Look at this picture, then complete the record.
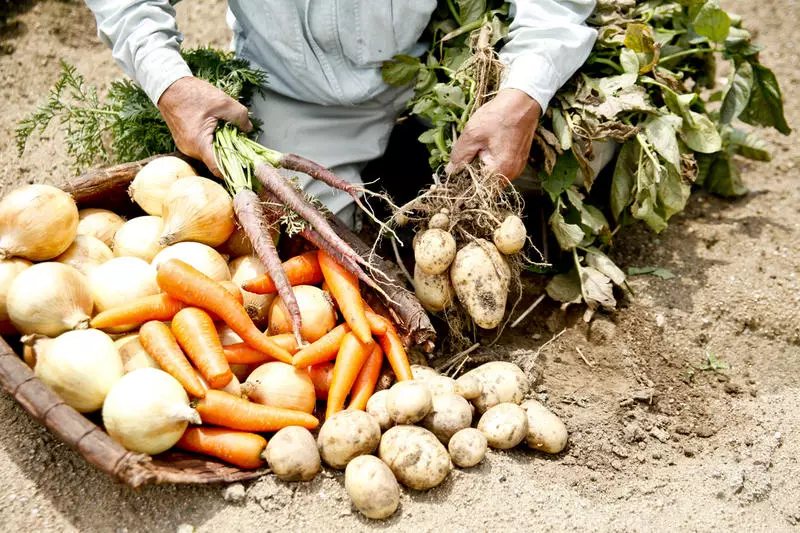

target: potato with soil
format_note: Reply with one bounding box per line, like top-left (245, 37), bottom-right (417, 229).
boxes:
top-left (317, 410), bottom-right (381, 469)
top-left (414, 264), bottom-right (454, 313)
top-left (414, 228), bottom-right (456, 275)
top-left (345, 455), bottom-right (400, 519)
top-left (493, 215), bottom-right (526, 255)
top-left (410, 364), bottom-right (440, 382)
top-left (386, 380), bottom-right (433, 424)
top-left (454, 373), bottom-right (482, 400)
top-left (379, 425), bottom-right (452, 490)
top-left (520, 399), bottom-right (569, 454)
top-left (450, 240), bottom-right (510, 329)
top-left (421, 393), bottom-right (473, 444)
top-left (366, 389), bottom-right (393, 432)
top-left (426, 375), bottom-right (457, 397)
top-left (265, 426), bottom-right (321, 481)
top-left (464, 361), bottom-right (529, 413)
top-left (448, 428), bottom-right (487, 468)
top-left (477, 403), bottom-right (528, 449)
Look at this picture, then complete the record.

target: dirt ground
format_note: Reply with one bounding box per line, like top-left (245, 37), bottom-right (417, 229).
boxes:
top-left (1, 1), bottom-right (798, 531)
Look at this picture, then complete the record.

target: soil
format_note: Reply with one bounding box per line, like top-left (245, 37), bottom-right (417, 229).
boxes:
top-left (1, 1), bottom-right (799, 532)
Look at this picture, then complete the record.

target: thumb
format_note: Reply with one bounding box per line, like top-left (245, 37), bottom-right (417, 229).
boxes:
top-left (447, 132), bottom-right (483, 175)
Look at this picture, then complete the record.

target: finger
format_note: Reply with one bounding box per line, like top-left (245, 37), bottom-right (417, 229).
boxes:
top-left (225, 101), bottom-right (254, 133)
top-left (198, 140), bottom-right (221, 178)
top-left (448, 136), bottom-right (482, 174)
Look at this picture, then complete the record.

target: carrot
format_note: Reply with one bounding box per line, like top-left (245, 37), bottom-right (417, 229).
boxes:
top-left (365, 309), bottom-right (389, 336)
top-left (348, 343), bottom-right (384, 411)
top-left (242, 251), bottom-right (323, 294)
top-left (139, 321), bottom-right (206, 398)
top-left (156, 259), bottom-right (293, 364)
top-left (378, 326), bottom-right (413, 382)
top-left (176, 427), bottom-right (267, 469)
top-left (172, 307), bottom-right (233, 389)
top-left (195, 389), bottom-right (319, 431)
top-left (325, 332), bottom-right (372, 418)
top-left (307, 362), bottom-right (335, 400)
top-left (317, 250), bottom-right (371, 344)
top-left (89, 284), bottom-right (243, 330)
top-left (291, 323), bottom-right (349, 368)
top-left (223, 333), bottom-right (298, 364)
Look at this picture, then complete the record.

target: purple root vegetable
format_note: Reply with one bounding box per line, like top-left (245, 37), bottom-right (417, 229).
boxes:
top-left (232, 188), bottom-right (304, 346)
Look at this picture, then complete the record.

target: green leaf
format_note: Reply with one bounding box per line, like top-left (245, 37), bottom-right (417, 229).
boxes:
top-left (551, 109), bottom-right (572, 150)
top-left (723, 127), bottom-right (772, 162)
top-left (627, 266), bottom-right (676, 279)
top-left (418, 129), bottom-right (437, 144)
top-left (620, 48), bottom-right (640, 75)
top-left (720, 60), bottom-right (753, 124)
top-left (644, 115), bottom-right (681, 171)
top-left (740, 63), bottom-right (792, 135)
top-left (546, 269), bottom-right (582, 304)
top-left (681, 111), bottom-right (722, 153)
top-left (457, 0), bottom-right (486, 25)
top-left (658, 167), bottom-right (691, 218)
top-left (610, 141), bottom-right (638, 220)
top-left (567, 189), bottom-right (609, 234)
top-left (434, 85), bottom-right (466, 109)
top-left (692, 1), bottom-right (731, 43)
top-left (381, 55), bottom-right (421, 86)
top-left (586, 247), bottom-right (626, 286)
top-left (549, 209), bottom-right (585, 251)
top-left (542, 150), bottom-right (579, 200)
top-left (488, 15), bottom-right (509, 45)
top-left (695, 151), bottom-right (748, 196)
top-left (631, 162), bottom-right (668, 232)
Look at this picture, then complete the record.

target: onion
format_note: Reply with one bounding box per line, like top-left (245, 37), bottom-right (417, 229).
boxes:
top-left (269, 285), bottom-right (336, 342)
top-left (159, 177), bottom-right (235, 247)
top-left (114, 334), bottom-right (160, 373)
top-left (88, 258), bottom-right (159, 332)
top-left (128, 156), bottom-right (196, 216)
top-left (0, 184), bottom-right (78, 261)
top-left (152, 242), bottom-right (231, 282)
top-left (77, 208), bottom-right (125, 248)
top-left (102, 368), bottom-right (200, 454)
top-left (54, 235), bottom-right (113, 276)
top-left (217, 324), bottom-right (243, 345)
top-left (242, 361), bottom-right (316, 413)
top-left (194, 367), bottom-right (243, 397)
top-left (113, 216), bottom-right (165, 262)
top-left (32, 329), bottom-right (124, 412)
top-left (0, 257), bottom-right (31, 322)
top-left (7, 262), bottom-right (93, 336)
top-left (216, 226), bottom-right (255, 257)
top-left (229, 255), bottom-right (274, 327)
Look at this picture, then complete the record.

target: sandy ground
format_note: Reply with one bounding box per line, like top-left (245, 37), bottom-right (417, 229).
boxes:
top-left (0, 1), bottom-right (799, 532)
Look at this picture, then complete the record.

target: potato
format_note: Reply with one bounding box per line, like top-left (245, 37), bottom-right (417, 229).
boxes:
top-left (477, 403), bottom-right (528, 449)
top-left (386, 380), bottom-right (433, 424)
top-left (426, 375), bottom-right (457, 397)
top-left (414, 229), bottom-right (456, 275)
top-left (345, 455), bottom-right (400, 519)
top-left (379, 425), bottom-right (452, 490)
top-left (464, 361), bottom-right (529, 413)
top-left (265, 426), bottom-right (321, 481)
top-left (366, 389), bottom-right (393, 432)
top-left (492, 215), bottom-right (526, 255)
top-left (450, 240), bottom-right (510, 329)
top-left (421, 393), bottom-right (472, 444)
top-left (411, 364), bottom-right (440, 382)
top-left (428, 212), bottom-right (450, 231)
top-left (520, 399), bottom-right (569, 454)
top-left (414, 264), bottom-right (454, 313)
top-left (317, 410), bottom-right (381, 469)
top-left (454, 373), bottom-right (482, 400)
top-left (448, 428), bottom-right (487, 468)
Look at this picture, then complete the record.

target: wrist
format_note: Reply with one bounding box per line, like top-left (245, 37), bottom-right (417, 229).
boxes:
top-left (157, 76), bottom-right (196, 111)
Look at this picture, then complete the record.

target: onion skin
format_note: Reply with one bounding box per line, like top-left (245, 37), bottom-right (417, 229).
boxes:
top-left (77, 208), bottom-right (125, 248)
top-left (152, 242), bottom-right (231, 282)
top-left (0, 257), bottom-right (32, 322)
top-left (128, 156), bottom-right (196, 216)
top-left (242, 361), bottom-right (316, 413)
top-left (229, 255), bottom-right (274, 327)
top-left (159, 176), bottom-right (235, 247)
top-left (0, 184), bottom-right (78, 261)
top-left (268, 285), bottom-right (336, 342)
top-left (88, 257), bottom-right (159, 333)
top-left (54, 235), bottom-right (113, 277)
top-left (113, 216), bottom-right (165, 262)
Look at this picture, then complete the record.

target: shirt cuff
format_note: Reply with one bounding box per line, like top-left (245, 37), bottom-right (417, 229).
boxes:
top-left (136, 46), bottom-right (193, 105)
top-left (499, 52), bottom-right (560, 113)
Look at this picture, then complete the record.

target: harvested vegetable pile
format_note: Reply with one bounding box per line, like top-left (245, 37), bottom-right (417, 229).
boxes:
top-left (381, 0), bottom-right (790, 327)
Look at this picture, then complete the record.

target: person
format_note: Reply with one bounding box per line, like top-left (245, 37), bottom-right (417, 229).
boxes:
top-left (85, 1), bottom-right (596, 227)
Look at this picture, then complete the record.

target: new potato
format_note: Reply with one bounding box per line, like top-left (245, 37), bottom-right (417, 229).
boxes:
top-left (520, 399), bottom-right (569, 453)
top-left (448, 428), bottom-right (487, 468)
top-left (317, 410), bottom-right (381, 469)
top-left (477, 402), bottom-right (528, 449)
top-left (379, 426), bottom-right (452, 490)
top-left (386, 380), bottom-right (433, 424)
top-left (421, 393), bottom-right (473, 444)
top-left (463, 361), bottom-right (530, 413)
top-left (366, 389), bottom-right (393, 432)
top-left (449, 240), bottom-right (510, 329)
top-left (266, 426), bottom-right (321, 481)
top-left (345, 455), bottom-right (400, 519)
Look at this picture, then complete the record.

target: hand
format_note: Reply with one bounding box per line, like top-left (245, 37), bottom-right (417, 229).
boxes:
top-left (158, 76), bottom-right (253, 177)
top-left (446, 88), bottom-right (541, 182)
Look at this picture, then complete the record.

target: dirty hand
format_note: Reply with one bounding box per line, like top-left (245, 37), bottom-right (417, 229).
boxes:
top-left (157, 76), bottom-right (253, 177)
top-left (446, 88), bottom-right (541, 183)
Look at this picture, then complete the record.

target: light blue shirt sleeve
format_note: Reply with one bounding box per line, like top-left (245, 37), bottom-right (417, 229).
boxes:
top-left (84, 0), bottom-right (192, 104)
top-left (499, 0), bottom-right (597, 112)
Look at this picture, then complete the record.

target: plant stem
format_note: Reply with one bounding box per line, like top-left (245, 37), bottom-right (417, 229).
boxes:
top-left (658, 47), bottom-right (714, 64)
top-left (586, 56), bottom-right (624, 73)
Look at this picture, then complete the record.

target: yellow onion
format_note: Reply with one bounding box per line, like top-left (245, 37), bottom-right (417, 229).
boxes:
top-left (77, 208), bottom-right (125, 248)
top-left (269, 285), bottom-right (336, 342)
top-left (152, 242), bottom-right (231, 282)
top-left (88, 258), bottom-right (159, 333)
top-left (113, 216), bottom-right (165, 262)
top-left (159, 176), bottom-right (235, 247)
top-left (54, 234), bottom-right (113, 276)
top-left (0, 184), bottom-right (78, 261)
top-left (194, 367), bottom-right (243, 397)
top-left (128, 156), bottom-right (196, 216)
top-left (242, 361), bottom-right (316, 413)
top-left (229, 255), bottom-right (274, 327)
top-left (0, 257), bottom-right (32, 322)
top-left (7, 262), bottom-right (93, 336)
top-left (216, 226), bottom-right (255, 257)
top-left (114, 334), bottom-right (161, 373)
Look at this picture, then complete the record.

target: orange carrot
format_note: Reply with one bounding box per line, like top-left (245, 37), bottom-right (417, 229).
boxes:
top-left (348, 343), bottom-right (384, 411)
top-left (378, 326), bottom-right (413, 382)
top-left (365, 309), bottom-right (389, 336)
top-left (307, 362), bottom-right (335, 400)
top-left (176, 427), bottom-right (267, 469)
top-left (223, 333), bottom-right (299, 364)
top-left (292, 323), bottom-right (349, 368)
top-left (195, 390), bottom-right (319, 431)
top-left (326, 332), bottom-right (372, 418)
top-left (156, 259), bottom-right (293, 364)
top-left (317, 251), bottom-right (371, 344)
top-left (172, 307), bottom-right (233, 389)
top-left (242, 251), bottom-right (323, 294)
top-left (139, 321), bottom-right (206, 398)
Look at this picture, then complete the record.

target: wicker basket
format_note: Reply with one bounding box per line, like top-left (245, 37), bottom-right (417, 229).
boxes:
top-left (0, 155), bottom-right (434, 487)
